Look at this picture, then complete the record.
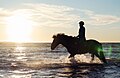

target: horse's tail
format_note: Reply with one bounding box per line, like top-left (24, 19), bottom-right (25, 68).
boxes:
top-left (99, 45), bottom-right (107, 63)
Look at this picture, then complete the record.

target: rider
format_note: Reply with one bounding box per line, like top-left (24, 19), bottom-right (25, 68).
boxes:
top-left (77, 21), bottom-right (86, 42)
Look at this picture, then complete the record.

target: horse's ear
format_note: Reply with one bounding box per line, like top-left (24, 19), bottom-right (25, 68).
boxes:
top-left (52, 35), bottom-right (56, 38)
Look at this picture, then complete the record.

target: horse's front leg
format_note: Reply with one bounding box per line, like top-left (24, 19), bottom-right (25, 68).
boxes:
top-left (68, 54), bottom-right (75, 58)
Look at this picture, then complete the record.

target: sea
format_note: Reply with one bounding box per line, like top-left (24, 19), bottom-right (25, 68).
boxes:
top-left (0, 42), bottom-right (120, 78)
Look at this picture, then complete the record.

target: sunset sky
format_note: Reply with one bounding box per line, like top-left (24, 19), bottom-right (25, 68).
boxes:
top-left (0, 0), bottom-right (120, 42)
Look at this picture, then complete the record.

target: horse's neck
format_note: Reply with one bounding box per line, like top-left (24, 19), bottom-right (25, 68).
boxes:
top-left (61, 40), bottom-right (71, 51)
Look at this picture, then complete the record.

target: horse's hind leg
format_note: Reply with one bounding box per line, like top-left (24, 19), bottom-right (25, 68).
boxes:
top-left (99, 51), bottom-right (107, 63)
top-left (92, 51), bottom-right (101, 62)
top-left (93, 51), bottom-right (107, 63)
top-left (90, 54), bottom-right (94, 62)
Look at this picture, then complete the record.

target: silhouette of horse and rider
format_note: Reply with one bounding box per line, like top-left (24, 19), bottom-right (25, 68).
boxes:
top-left (51, 21), bottom-right (107, 63)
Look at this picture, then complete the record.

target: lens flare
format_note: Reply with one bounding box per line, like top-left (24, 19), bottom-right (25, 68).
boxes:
top-left (108, 46), bottom-right (112, 57)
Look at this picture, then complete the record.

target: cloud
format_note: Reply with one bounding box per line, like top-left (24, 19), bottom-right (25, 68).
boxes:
top-left (0, 3), bottom-right (120, 28)
top-left (22, 3), bottom-right (80, 28)
top-left (0, 8), bottom-right (11, 25)
top-left (0, 3), bottom-right (80, 28)
top-left (81, 10), bottom-right (120, 25)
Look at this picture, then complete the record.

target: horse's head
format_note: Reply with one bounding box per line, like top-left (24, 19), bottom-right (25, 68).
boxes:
top-left (51, 34), bottom-right (64, 50)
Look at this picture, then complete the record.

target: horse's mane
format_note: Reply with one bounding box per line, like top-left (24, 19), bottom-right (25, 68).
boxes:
top-left (53, 33), bottom-right (76, 39)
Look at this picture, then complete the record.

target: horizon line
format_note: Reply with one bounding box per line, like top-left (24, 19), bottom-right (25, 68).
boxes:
top-left (0, 41), bottom-right (120, 43)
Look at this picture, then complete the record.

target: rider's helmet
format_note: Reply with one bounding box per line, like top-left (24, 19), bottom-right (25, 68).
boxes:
top-left (79, 21), bottom-right (84, 25)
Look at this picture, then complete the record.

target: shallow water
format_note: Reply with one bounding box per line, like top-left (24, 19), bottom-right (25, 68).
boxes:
top-left (0, 43), bottom-right (120, 78)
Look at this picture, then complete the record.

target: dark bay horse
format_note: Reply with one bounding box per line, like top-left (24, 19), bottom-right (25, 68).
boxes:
top-left (51, 33), bottom-right (107, 63)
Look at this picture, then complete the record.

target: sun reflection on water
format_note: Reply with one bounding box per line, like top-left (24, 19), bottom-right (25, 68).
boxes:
top-left (13, 46), bottom-right (27, 61)
top-left (10, 46), bottom-right (33, 78)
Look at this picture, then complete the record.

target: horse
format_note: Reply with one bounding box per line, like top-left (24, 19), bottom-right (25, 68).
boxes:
top-left (51, 33), bottom-right (107, 63)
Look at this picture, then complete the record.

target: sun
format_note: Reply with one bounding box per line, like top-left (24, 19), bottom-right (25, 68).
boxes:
top-left (6, 12), bottom-right (33, 42)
